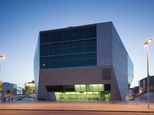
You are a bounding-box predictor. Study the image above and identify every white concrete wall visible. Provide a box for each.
[112,24,128,100]
[97,22,112,66]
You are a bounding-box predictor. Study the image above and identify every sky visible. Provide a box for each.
[0,0,154,88]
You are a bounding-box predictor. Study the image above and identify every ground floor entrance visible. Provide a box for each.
[46,84,111,101]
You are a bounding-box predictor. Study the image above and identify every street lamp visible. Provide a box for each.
[0,54,5,98]
[0,54,6,77]
[0,55,5,60]
[144,38,152,109]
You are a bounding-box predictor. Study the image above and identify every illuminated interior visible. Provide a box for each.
[53,84,111,101]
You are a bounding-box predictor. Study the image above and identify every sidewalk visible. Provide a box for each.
[0,102,154,112]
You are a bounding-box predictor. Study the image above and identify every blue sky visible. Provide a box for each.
[0,0,154,88]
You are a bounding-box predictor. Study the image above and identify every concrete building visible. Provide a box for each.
[25,81,36,96]
[0,80,2,92]
[1,82,17,98]
[139,76,154,93]
[34,22,134,101]
[0,80,2,98]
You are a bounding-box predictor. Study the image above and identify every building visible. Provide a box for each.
[0,80,2,92]
[0,80,2,99]
[1,82,17,98]
[34,22,134,101]
[25,81,36,96]
[139,76,154,93]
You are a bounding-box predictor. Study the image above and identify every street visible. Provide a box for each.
[0,102,154,115]
[0,110,154,115]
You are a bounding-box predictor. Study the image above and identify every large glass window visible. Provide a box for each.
[40,25,96,44]
[40,25,97,69]
[46,84,111,101]
[40,52,96,69]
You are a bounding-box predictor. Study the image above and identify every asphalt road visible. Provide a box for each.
[0,110,153,115]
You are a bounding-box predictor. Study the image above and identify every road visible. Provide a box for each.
[0,110,153,115]
[0,102,154,115]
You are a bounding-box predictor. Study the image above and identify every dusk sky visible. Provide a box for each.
[0,0,154,88]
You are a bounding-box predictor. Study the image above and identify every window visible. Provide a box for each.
[104,84,111,91]
[40,25,97,69]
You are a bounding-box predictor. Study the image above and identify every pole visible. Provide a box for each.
[0,61,2,98]
[0,62,1,77]
[0,55,5,78]
[0,55,5,101]
[146,45,150,109]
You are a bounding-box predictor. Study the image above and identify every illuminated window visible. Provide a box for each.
[48,84,110,101]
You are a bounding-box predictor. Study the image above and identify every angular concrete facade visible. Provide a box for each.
[34,22,133,101]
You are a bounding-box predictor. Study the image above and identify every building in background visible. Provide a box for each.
[0,80,2,92]
[2,82,17,98]
[34,22,134,101]
[16,87,24,94]
[0,80,2,99]
[25,81,35,96]
[139,76,154,93]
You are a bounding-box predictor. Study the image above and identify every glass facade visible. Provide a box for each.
[128,56,134,84]
[34,38,40,95]
[46,84,111,101]
[40,25,97,69]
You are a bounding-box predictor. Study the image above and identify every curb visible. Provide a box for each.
[0,109,154,113]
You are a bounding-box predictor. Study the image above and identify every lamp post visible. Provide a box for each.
[0,55,6,76]
[144,38,152,109]
[0,55,5,98]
